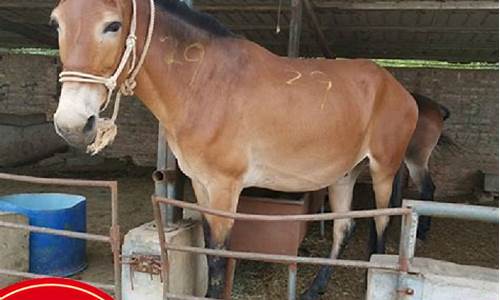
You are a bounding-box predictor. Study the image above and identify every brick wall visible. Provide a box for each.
[0,54,58,119]
[0,54,497,196]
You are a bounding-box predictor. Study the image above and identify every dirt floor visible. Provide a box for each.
[0,162,498,299]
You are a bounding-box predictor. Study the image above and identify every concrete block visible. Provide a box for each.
[121,220,207,300]
[0,212,29,288]
[367,255,498,300]
[0,122,67,167]
[483,172,499,193]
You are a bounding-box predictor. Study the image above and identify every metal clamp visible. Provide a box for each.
[121,254,163,290]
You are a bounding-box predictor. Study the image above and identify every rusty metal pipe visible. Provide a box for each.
[152,169,167,182]
[0,220,110,242]
[152,169,178,183]
[164,244,400,271]
[224,258,236,299]
[153,196,411,222]
[152,196,171,298]
[110,183,122,300]
[0,172,117,188]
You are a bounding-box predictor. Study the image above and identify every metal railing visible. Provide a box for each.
[152,196,499,300]
[0,173,122,300]
[396,199,499,299]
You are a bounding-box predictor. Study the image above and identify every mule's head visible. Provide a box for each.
[51,0,130,147]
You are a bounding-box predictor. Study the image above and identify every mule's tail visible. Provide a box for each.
[437,133,461,153]
[436,105,462,154]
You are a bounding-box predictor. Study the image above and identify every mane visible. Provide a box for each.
[154,0,235,38]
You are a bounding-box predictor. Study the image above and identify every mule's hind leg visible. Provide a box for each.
[368,158,403,255]
[301,164,363,300]
[406,159,435,240]
[369,164,403,255]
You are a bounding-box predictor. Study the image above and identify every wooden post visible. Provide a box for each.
[302,0,335,59]
[288,0,303,58]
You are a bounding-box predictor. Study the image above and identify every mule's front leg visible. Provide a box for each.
[202,216,234,298]
[192,180,241,298]
[301,165,362,300]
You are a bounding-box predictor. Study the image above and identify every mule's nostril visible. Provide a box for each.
[83,115,96,133]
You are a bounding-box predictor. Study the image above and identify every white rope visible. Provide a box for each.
[59,0,156,155]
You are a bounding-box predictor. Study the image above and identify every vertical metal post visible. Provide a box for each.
[156,126,181,225]
[152,196,170,300]
[288,0,303,58]
[286,4,302,298]
[397,210,419,300]
[156,126,168,225]
[398,211,418,270]
[110,183,122,300]
[288,263,297,300]
[302,0,335,59]
[155,0,192,296]
[224,258,237,299]
[155,130,182,225]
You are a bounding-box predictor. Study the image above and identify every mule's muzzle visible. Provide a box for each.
[54,115,97,148]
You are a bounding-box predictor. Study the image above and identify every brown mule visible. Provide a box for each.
[402,93,451,238]
[51,1,418,298]
[369,92,452,252]
[304,93,453,299]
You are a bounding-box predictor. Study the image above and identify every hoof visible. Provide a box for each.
[417,223,430,241]
[416,228,427,241]
[417,216,431,241]
[300,290,320,300]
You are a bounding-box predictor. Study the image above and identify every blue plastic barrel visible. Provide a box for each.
[0,193,87,276]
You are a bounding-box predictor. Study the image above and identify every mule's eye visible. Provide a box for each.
[49,18,59,31]
[104,22,122,33]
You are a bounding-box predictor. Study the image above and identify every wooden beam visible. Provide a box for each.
[196,5,287,12]
[0,0,56,8]
[195,1,498,12]
[228,25,498,34]
[288,0,303,58]
[315,1,499,10]
[303,0,335,59]
[0,16,57,47]
[0,1,496,11]
[267,41,497,51]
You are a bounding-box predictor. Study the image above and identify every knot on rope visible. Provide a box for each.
[87,118,118,156]
[126,34,137,48]
[104,78,117,91]
[121,79,137,96]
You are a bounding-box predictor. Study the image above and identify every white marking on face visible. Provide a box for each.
[53,83,104,144]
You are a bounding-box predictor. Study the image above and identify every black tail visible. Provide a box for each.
[437,133,461,153]
[435,105,461,153]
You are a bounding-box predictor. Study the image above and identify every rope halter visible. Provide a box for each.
[58,0,155,155]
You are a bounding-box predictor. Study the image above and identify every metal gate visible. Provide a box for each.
[0,173,122,299]
[152,196,498,300]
